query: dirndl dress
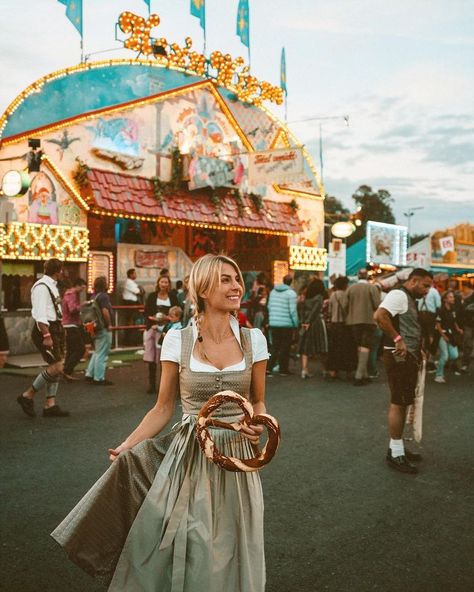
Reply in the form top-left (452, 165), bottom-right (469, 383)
top-left (51, 326), bottom-right (265, 592)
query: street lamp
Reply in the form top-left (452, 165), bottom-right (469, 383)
top-left (403, 206), bottom-right (424, 248)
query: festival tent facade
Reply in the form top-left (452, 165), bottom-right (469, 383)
top-left (0, 30), bottom-right (326, 352)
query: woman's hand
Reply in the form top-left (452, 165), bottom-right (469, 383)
top-left (240, 422), bottom-right (264, 445)
top-left (108, 442), bottom-right (132, 462)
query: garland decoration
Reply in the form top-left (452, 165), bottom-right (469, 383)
top-left (249, 192), bottom-right (264, 212)
top-left (72, 158), bottom-right (90, 188)
top-left (232, 189), bottom-right (245, 218)
top-left (289, 199), bottom-right (299, 213)
top-left (210, 193), bottom-right (223, 216)
top-left (170, 147), bottom-right (183, 191)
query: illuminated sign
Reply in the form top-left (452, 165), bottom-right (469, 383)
top-left (118, 11), bottom-right (284, 107)
top-left (289, 245), bottom-right (327, 271)
top-left (366, 221), bottom-right (407, 266)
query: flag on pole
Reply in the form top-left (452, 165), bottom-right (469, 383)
top-left (280, 47), bottom-right (287, 95)
top-left (190, 0), bottom-right (206, 30)
top-left (236, 0), bottom-right (250, 48)
top-left (58, 0), bottom-right (83, 36)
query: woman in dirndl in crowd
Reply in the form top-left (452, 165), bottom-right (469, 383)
top-left (51, 253), bottom-right (270, 592)
top-left (143, 275), bottom-right (179, 394)
top-left (327, 275), bottom-right (357, 379)
top-left (298, 278), bottom-right (328, 379)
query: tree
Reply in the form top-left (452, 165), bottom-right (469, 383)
top-left (348, 185), bottom-right (396, 245)
top-left (324, 195), bottom-right (350, 246)
top-left (324, 195), bottom-right (350, 218)
top-left (410, 233), bottom-right (429, 246)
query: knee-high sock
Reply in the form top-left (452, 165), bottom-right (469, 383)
top-left (46, 380), bottom-right (59, 399)
top-left (355, 350), bottom-right (369, 380)
top-left (32, 370), bottom-right (55, 393)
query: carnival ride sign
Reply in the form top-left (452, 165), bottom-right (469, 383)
top-left (438, 236), bottom-right (455, 255)
top-left (135, 250), bottom-right (169, 269)
top-left (248, 148), bottom-right (304, 186)
top-left (87, 251), bottom-right (114, 293)
top-left (188, 156), bottom-right (235, 190)
top-left (366, 221), bottom-right (408, 266)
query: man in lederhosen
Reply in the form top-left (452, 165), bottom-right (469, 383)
top-left (17, 258), bottom-right (70, 418)
top-left (374, 268), bottom-right (433, 474)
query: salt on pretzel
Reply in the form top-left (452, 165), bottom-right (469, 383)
top-left (196, 391), bottom-right (281, 472)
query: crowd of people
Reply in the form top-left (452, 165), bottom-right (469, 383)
top-left (13, 258), bottom-right (474, 422)
top-left (8, 255), bottom-right (473, 588)
top-left (240, 268), bottom-right (474, 387)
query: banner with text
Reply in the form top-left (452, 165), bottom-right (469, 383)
top-left (248, 148), bottom-right (304, 186)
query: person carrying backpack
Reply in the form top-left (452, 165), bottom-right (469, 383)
top-left (84, 276), bottom-right (114, 386)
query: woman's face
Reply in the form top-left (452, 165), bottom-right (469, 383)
top-left (445, 292), bottom-right (455, 306)
top-left (157, 277), bottom-right (170, 292)
top-left (203, 262), bottom-right (243, 313)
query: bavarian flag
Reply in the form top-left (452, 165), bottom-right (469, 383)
top-left (58, 0), bottom-right (83, 36)
top-left (280, 47), bottom-right (287, 95)
top-left (236, 0), bottom-right (250, 48)
top-left (190, 0), bottom-right (206, 30)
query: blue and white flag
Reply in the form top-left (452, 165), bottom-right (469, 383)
top-left (280, 47), bottom-right (287, 95)
top-left (58, 0), bottom-right (83, 36)
top-left (190, 0), bottom-right (206, 30)
top-left (236, 0), bottom-right (250, 48)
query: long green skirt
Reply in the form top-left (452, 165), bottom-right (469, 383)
top-left (51, 417), bottom-right (265, 592)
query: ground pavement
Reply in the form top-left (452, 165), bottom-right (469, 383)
top-left (0, 359), bottom-right (473, 592)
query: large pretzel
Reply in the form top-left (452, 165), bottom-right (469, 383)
top-left (196, 391), bottom-right (281, 472)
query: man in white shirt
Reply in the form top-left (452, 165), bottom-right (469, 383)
top-left (17, 258), bottom-right (70, 418)
top-left (122, 268), bottom-right (143, 345)
top-left (374, 268), bottom-right (433, 474)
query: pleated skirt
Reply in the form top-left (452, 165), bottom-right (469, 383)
top-left (51, 418), bottom-right (265, 592)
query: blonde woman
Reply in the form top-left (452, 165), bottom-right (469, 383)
top-left (52, 254), bottom-right (270, 592)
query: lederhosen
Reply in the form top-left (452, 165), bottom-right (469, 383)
top-left (31, 283), bottom-right (65, 364)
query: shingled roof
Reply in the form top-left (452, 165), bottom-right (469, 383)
top-left (85, 169), bottom-right (302, 236)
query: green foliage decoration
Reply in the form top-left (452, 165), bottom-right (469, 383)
top-left (73, 158), bottom-right (90, 188)
top-left (249, 192), bottom-right (264, 212)
top-left (289, 199), bottom-right (299, 212)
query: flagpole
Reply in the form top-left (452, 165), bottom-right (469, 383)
top-left (248, 0), bottom-right (251, 72)
top-left (80, 1), bottom-right (84, 63)
top-left (203, 6), bottom-right (207, 56)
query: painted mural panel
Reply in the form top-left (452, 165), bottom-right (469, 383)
top-left (30, 103), bottom-right (156, 178)
top-left (293, 198), bottom-right (325, 248)
top-left (1, 163), bottom-right (87, 228)
top-left (2, 64), bottom-right (203, 140)
top-left (159, 88), bottom-right (248, 192)
top-left (219, 89), bottom-right (280, 151)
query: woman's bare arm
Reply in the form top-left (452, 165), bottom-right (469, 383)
top-left (109, 361), bottom-right (179, 460)
top-left (240, 360), bottom-right (267, 444)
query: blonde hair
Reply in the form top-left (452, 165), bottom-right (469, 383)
top-left (168, 305), bottom-right (183, 320)
top-left (188, 254), bottom-right (244, 316)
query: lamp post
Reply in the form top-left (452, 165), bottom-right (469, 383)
top-left (403, 206), bottom-right (424, 248)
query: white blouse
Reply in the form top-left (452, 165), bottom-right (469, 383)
top-left (161, 316), bottom-right (269, 372)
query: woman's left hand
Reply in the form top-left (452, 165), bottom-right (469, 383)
top-left (240, 422), bottom-right (264, 445)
